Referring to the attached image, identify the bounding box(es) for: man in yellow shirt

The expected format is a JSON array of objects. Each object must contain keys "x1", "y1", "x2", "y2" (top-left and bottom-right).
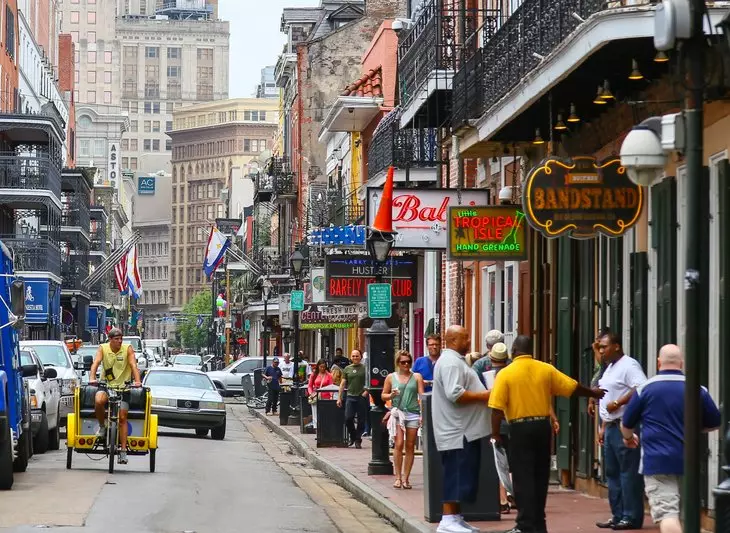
[{"x1": 488, "y1": 335, "x2": 604, "y2": 533}]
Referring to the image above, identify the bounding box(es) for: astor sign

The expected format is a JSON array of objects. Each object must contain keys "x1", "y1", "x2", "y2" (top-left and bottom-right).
[{"x1": 366, "y1": 188, "x2": 491, "y2": 250}]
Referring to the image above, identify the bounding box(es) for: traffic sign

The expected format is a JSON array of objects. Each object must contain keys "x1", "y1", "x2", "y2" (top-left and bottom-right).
[
  {"x1": 290, "y1": 290, "x2": 305, "y2": 311},
  {"x1": 367, "y1": 283, "x2": 392, "y2": 319},
  {"x1": 196, "y1": 315, "x2": 204, "y2": 327}
]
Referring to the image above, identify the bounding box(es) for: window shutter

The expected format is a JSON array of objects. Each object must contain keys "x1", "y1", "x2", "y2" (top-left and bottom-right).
[{"x1": 555, "y1": 236, "x2": 573, "y2": 471}]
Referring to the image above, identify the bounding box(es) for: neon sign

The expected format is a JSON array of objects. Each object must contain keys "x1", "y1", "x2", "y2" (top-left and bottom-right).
[{"x1": 447, "y1": 206, "x2": 527, "y2": 261}]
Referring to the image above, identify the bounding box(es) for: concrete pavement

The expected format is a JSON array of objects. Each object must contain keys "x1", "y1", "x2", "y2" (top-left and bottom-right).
[{"x1": 0, "y1": 404, "x2": 368, "y2": 533}]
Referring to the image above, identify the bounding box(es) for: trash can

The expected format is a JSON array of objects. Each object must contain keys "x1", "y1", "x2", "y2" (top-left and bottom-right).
[
  {"x1": 253, "y1": 368, "x2": 265, "y2": 397},
  {"x1": 421, "y1": 393, "x2": 501, "y2": 523},
  {"x1": 299, "y1": 389, "x2": 313, "y2": 434},
  {"x1": 315, "y1": 385, "x2": 347, "y2": 447},
  {"x1": 279, "y1": 387, "x2": 293, "y2": 426},
  {"x1": 288, "y1": 385, "x2": 302, "y2": 426}
]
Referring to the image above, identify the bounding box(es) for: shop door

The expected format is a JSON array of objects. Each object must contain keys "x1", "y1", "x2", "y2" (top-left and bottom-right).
[
  {"x1": 576, "y1": 240, "x2": 596, "y2": 479},
  {"x1": 555, "y1": 236, "x2": 573, "y2": 473},
  {"x1": 651, "y1": 177, "x2": 677, "y2": 347}
]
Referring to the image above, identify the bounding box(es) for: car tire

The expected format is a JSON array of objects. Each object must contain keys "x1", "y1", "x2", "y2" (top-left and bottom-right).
[
  {"x1": 195, "y1": 428, "x2": 208, "y2": 437},
  {"x1": 211, "y1": 419, "x2": 226, "y2": 441},
  {"x1": 0, "y1": 419, "x2": 14, "y2": 490},
  {"x1": 33, "y1": 412, "x2": 49, "y2": 454},
  {"x1": 48, "y1": 412, "x2": 60, "y2": 451},
  {"x1": 12, "y1": 430, "x2": 29, "y2": 473}
]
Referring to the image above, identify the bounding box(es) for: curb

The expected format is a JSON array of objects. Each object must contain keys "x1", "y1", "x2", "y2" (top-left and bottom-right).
[{"x1": 248, "y1": 407, "x2": 432, "y2": 533}]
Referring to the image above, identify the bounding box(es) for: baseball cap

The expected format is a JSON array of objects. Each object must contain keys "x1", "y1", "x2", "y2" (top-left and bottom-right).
[
  {"x1": 490, "y1": 342, "x2": 508, "y2": 361},
  {"x1": 272, "y1": 357, "x2": 279, "y2": 363}
]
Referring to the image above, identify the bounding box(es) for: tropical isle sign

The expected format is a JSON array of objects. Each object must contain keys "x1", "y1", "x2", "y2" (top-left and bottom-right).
[
  {"x1": 447, "y1": 206, "x2": 527, "y2": 261},
  {"x1": 523, "y1": 156, "x2": 643, "y2": 239}
]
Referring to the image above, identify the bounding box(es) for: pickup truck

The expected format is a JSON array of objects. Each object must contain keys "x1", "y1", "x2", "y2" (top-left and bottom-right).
[{"x1": 0, "y1": 242, "x2": 35, "y2": 489}]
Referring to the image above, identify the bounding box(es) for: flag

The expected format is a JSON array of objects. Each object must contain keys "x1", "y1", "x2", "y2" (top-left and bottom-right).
[
  {"x1": 126, "y1": 245, "x2": 143, "y2": 299},
  {"x1": 114, "y1": 256, "x2": 128, "y2": 294},
  {"x1": 203, "y1": 225, "x2": 230, "y2": 277}
]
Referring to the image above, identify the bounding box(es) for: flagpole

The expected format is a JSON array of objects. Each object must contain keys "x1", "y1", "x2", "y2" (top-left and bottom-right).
[{"x1": 225, "y1": 260, "x2": 231, "y2": 366}]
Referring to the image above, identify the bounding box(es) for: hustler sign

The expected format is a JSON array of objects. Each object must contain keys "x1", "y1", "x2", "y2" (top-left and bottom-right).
[
  {"x1": 523, "y1": 156, "x2": 643, "y2": 239},
  {"x1": 325, "y1": 254, "x2": 418, "y2": 302}
]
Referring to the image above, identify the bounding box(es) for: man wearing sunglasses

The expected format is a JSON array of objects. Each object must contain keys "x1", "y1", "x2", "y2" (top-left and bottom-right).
[{"x1": 89, "y1": 328, "x2": 142, "y2": 465}]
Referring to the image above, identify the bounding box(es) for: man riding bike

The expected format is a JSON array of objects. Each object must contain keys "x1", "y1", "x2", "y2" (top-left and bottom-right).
[{"x1": 89, "y1": 327, "x2": 142, "y2": 465}]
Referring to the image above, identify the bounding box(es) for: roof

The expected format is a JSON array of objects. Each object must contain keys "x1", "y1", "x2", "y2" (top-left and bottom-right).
[{"x1": 341, "y1": 66, "x2": 383, "y2": 98}]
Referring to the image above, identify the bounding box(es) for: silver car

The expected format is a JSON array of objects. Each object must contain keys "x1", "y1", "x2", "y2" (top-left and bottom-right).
[
  {"x1": 143, "y1": 367, "x2": 226, "y2": 440},
  {"x1": 171, "y1": 354, "x2": 204, "y2": 371}
]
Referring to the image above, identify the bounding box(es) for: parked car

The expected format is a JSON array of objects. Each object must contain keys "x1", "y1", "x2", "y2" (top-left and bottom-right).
[
  {"x1": 206, "y1": 357, "x2": 266, "y2": 396},
  {"x1": 19, "y1": 348, "x2": 61, "y2": 453},
  {"x1": 171, "y1": 354, "x2": 204, "y2": 371},
  {"x1": 20, "y1": 340, "x2": 79, "y2": 427},
  {"x1": 143, "y1": 367, "x2": 226, "y2": 439}
]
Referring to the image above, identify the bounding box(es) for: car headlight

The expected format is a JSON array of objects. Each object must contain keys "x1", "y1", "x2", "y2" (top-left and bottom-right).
[
  {"x1": 200, "y1": 401, "x2": 225, "y2": 410},
  {"x1": 30, "y1": 395, "x2": 38, "y2": 408},
  {"x1": 152, "y1": 397, "x2": 174, "y2": 407},
  {"x1": 61, "y1": 378, "x2": 78, "y2": 395}
]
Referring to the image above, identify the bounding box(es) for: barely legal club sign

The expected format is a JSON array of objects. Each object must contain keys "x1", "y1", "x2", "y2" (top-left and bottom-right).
[
  {"x1": 325, "y1": 254, "x2": 418, "y2": 302},
  {"x1": 447, "y1": 206, "x2": 527, "y2": 261},
  {"x1": 523, "y1": 156, "x2": 643, "y2": 239}
]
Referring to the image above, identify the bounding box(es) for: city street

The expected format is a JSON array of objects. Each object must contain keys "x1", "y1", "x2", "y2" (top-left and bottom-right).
[{"x1": 0, "y1": 404, "x2": 395, "y2": 533}]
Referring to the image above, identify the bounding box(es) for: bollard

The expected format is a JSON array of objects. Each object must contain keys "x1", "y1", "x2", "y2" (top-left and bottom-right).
[{"x1": 713, "y1": 425, "x2": 730, "y2": 530}]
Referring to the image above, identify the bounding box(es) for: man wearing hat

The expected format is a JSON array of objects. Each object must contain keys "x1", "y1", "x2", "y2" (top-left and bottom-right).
[{"x1": 263, "y1": 357, "x2": 283, "y2": 415}]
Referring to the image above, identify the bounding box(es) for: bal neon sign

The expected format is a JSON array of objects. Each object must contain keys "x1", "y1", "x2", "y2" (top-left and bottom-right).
[{"x1": 447, "y1": 206, "x2": 528, "y2": 261}]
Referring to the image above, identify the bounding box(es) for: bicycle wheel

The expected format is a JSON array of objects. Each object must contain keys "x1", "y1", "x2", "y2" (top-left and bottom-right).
[{"x1": 108, "y1": 422, "x2": 117, "y2": 474}]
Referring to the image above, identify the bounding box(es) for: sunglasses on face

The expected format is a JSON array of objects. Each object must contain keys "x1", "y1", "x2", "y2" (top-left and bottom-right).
[{"x1": 398, "y1": 360, "x2": 411, "y2": 365}]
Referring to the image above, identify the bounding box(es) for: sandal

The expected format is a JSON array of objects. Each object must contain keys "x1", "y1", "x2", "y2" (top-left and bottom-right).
[
  {"x1": 393, "y1": 478, "x2": 402, "y2": 489},
  {"x1": 402, "y1": 480, "x2": 412, "y2": 489},
  {"x1": 500, "y1": 503, "x2": 511, "y2": 514}
]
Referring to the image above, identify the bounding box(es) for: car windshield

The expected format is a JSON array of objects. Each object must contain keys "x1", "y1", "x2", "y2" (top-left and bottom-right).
[
  {"x1": 145, "y1": 371, "x2": 214, "y2": 390},
  {"x1": 28, "y1": 345, "x2": 71, "y2": 368},
  {"x1": 20, "y1": 350, "x2": 33, "y2": 367},
  {"x1": 123, "y1": 337, "x2": 143, "y2": 351},
  {"x1": 77, "y1": 346, "x2": 98, "y2": 356},
  {"x1": 174, "y1": 355, "x2": 201, "y2": 365}
]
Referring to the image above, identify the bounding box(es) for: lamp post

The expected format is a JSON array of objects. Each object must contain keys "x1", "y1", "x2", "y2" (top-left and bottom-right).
[
  {"x1": 288, "y1": 250, "x2": 305, "y2": 425},
  {"x1": 262, "y1": 278, "x2": 273, "y2": 368},
  {"x1": 366, "y1": 227, "x2": 396, "y2": 476},
  {"x1": 70, "y1": 295, "x2": 78, "y2": 338}
]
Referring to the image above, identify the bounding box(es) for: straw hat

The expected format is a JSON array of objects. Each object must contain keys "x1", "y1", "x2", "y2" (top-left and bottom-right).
[{"x1": 489, "y1": 342, "x2": 508, "y2": 361}]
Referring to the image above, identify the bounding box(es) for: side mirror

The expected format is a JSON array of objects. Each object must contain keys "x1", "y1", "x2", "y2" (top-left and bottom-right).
[
  {"x1": 10, "y1": 279, "x2": 25, "y2": 330},
  {"x1": 21, "y1": 363, "x2": 38, "y2": 378},
  {"x1": 230, "y1": 368, "x2": 237, "y2": 374},
  {"x1": 83, "y1": 355, "x2": 93, "y2": 370},
  {"x1": 44, "y1": 367, "x2": 57, "y2": 379}
]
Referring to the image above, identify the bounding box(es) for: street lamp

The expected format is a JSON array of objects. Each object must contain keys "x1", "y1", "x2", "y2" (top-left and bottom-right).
[
  {"x1": 290, "y1": 250, "x2": 304, "y2": 383},
  {"x1": 365, "y1": 227, "x2": 396, "y2": 475},
  {"x1": 70, "y1": 296, "x2": 78, "y2": 338},
  {"x1": 261, "y1": 278, "x2": 273, "y2": 368}
]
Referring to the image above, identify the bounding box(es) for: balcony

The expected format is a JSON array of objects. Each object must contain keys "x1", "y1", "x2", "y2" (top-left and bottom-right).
[
  {"x1": 327, "y1": 188, "x2": 364, "y2": 227},
  {"x1": 254, "y1": 172, "x2": 274, "y2": 203},
  {"x1": 0, "y1": 152, "x2": 62, "y2": 206},
  {"x1": 266, "y1": 156, "x2": 297, "y2": 202},
  {"x1": 2, "y1": 235, "x2": 61, "y2": 275},
  {"x1": 368, "y1": 108, "x2": 440, "y2": 184},
  {"x1": 274, "y1": 48, "x2": 297, "y2": 88},
  {"x1": 61, "y1": 255, "x2": 90, "y2": 292}
]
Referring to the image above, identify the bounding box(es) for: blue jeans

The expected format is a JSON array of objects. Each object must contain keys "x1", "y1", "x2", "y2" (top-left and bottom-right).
[{"x1": 604, "y1": 422, "x2": 645, "y2": 526}]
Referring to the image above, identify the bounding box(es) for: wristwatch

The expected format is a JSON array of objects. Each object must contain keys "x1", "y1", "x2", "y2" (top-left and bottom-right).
[{"x1": 612, "y1": 400, "x2": 620, "y2": 408}]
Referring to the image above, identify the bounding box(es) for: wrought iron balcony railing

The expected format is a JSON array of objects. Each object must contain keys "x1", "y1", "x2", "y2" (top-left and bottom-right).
[
  {"x1": 2, "y1": 235, "x2": 61, "y2": 274},
  {"x1": 368, "y1": 110, "x2": 439, "y2": 179},
  {"x1": 61, "y1": 257, "x2": 90, "y2": 291},
  {"x1": 327, "y1": 188, "x2": 365, "y2": 227},
  {"x1": 0, "y1": 153, "x2": 62, "y2": 199},
  {"x1": 254, "y1": 172, "x2": 274, "y2": 203}
]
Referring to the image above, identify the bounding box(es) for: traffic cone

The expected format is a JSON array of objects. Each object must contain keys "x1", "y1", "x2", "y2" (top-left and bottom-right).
[{"x1": 372, "y1": 166, "x2": 395, "y2": 233}]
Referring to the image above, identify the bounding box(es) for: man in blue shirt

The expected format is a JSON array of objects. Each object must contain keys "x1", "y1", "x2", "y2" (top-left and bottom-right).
[
  {"x1": 263, "y1": 357, "x2": 283, "y2": 415},
  {"x1": 413, "y1": 334, "x2": 441, "y2": 392},
  {"x1": 621, "y1": 344, "x2": 721, "y2": 533}
]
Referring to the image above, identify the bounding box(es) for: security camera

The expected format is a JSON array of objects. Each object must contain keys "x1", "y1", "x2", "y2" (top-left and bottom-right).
[
  {"x1": 619, "y1": 116, "x2": 666, "y2": 187},
  {"x1": 392, "y1": 18, "x2": 413, "y2": 33},
  {"x1": 498, "y1": 186, "x2": 514, "y2": 205}
]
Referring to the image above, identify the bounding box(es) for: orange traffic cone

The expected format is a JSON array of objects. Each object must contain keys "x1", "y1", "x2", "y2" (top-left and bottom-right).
[{"x1": 372, "y1": 166, "x2": 395, "y2": 233}]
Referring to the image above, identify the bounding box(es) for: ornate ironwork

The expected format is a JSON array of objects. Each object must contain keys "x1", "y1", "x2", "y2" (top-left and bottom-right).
[
  {"x1": 368, "y1": 108, "x2": 439, "y2": 179},
  {"x1": 254, "y1": 172, "x2": 274, "y2": 203},
  {"x1": 0, "y1": 152, "x2": 62, "y2": 199},
  {"x1": 61, "y1": 192, "x2": 90, "y2": 233},
  {"x1": 327, "y1": 187, "x2": 364, "y2": 227},
  {"x1": 61, "y1": 252, "x2": 90, "y2": 291},
  {"x1": 265, "y1": 155, "x2": 297, "y2": 199},
  {"x1": 2, "y1": 235, "x2": 61, "y2": 274}
]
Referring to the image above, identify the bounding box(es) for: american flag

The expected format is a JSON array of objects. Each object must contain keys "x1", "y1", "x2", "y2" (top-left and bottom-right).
[{"x1": 114, "y1": 256, "x2": 128, "y2": 294}]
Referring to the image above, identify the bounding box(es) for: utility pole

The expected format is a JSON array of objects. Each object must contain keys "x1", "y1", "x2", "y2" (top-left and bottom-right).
[
  {"x1": 225, "y1": 262, "x2": 231, "y2": 366},
  {"x1": 682, "y1": 0, "x2": 706, "y2": 531}
]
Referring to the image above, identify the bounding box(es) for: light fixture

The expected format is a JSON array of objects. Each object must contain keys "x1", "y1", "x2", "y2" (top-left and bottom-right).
[
  {"x1": 554, "y1": 114, "x2": 567, "y2": 131},
  {"x1": 366, "y1": 228, "x2": 395, "y2": 263},
  {"x1": 654, "y1": 51, "x2": 669, "y2": 63},
  {"x1": 262, "y1": 279, "x2": 273, "y2": 300},
  {"x1": 70, "y1": 296, "x2": 77, "y2": 309},
  {"x1": 600, "y1": 80, "x2": 615, "y2": 101},
  {"x1": 567, "y1": 103, "x2": 580, "y2": 123},
  {"x1": 289, "y1": 250, "x2": 305, "y2": 278},
  {"x1": 593, "y1": 85, "x2": 607, "y2": 105},
  {"x1": 628, "y1": 59, "x2": 644, "y2": 80},
  {"x1": 532, "y1": 128, "x2": 545, "y2": 145}
]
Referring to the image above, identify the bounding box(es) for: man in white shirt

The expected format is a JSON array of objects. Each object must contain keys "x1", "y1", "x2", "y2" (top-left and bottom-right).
[
  {"x1": 596, "y1": 332, "x2": 647, "y2": 531},
  {"x1": 432, "y1": 325, "x2": 491, "y2": 533},
  {"x1": 279, "y1": 353, "x2": 294, "y2": 379}
]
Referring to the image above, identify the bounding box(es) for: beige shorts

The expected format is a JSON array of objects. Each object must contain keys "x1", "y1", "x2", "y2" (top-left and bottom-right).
[{"x1": 644, "y1": 474, "x2": 681, "y2": 523}]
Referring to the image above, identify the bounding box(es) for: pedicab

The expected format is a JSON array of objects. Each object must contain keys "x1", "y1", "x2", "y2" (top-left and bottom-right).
[{"x1": 66, "y1": 381, "x2": 159, "y2": 473}]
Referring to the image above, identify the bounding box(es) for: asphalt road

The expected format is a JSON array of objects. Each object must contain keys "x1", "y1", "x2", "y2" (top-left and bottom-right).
[{"x1": 0, "y1": 405, "x2": 343, "y2": 533}]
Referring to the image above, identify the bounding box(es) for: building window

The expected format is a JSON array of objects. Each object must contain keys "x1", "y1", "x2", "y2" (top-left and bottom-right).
[
  {"x1": 152, "y1": 121, "x2": 160, "y2": 132},
  {"x1": 167, "y1": 47, "x2": 181, "y2": 59},
  {"x1": 153, "y1": 140, "x2": 160, "y2": 151},
  {"x1": 166, "y1": 102, "x2": 174, "y2": 113},
  {"x1": 131, "y1": 157, "x2": 138, "y2": 170},
  {"x1": 165, "y1": 120, "x2": 173, "y2": 131},
  {"x1": 130, "y1": 139, "x2": 138, "y2": 150},
  {"x1": 87, "y1": 12, "x2": 96, "y2": 24},
  {"x1": 144, "y1": 121, "x2": 151, "y2": 133},
  {"x1": 122, "y1": 157, "x2": 129, "y2": 168},
  {"x1": 130, "y1": 101, "x2": 138, "y2": 113},
  {"x1": 104, "y1": 91, "x2": 111, "y2": 104},
  {"x1": 87, "y1": 51, "x2": 96, "y2": 63},
  {"x1": 87, "y1": 71, "x2": 96, "y2": 83},
  {"x1": 86, "y1": 90, "x2": 96, "y2": 103},
  {"x1": 121, "y1": 139, "x2": 129, "y2": 150},
  {"x1": 145, "y1": 47, "x2": 159, "y2": 58},
  {"x1": 144, "y1": 139, "x2": 151, "y2": 151},
  {"x1": 70, "y1": 11, "x2": 80, "y2": 23},
  {"x1": 167, "y1": 66, "x2": 180, "y2": 77},
  {"x1": 94, "y1": 139, "x2": 105, "y2": 156},
  {"x1": 130, "y1": 120, "x2": 138, "y2": 132},
  {"x1": 74, "y1": 70, "x2": 79, "y2": 83},
  {"x1": 104, "y1": 51, "x2": 112, "y2": 64},
  {"x1": 153, "y1": 102, "x2": 160, "y2": 114},
  {"x1": 79, "y1": 139, "x2": 90, "y2": 156},
  {"x1": 71, "y1": 31, "x2": 79, "y2": 42},
  {"x1": 166, "y1": 139, "x2": 172, "y2": 151},
  {"x1": 104, "y1": 71, "x2": 112, "y2": 84},
  {"x1": 88, "y1": 31, "x2": 96, "y2": 43},
  {"x1": 144, "y1": 102, "x2": 151, "y2": 113}
]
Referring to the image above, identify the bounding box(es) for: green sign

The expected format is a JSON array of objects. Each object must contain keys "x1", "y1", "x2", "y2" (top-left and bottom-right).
[
  {"x1": 290, "y1": 290, "x2": 305, "y2": 311},
  {"x1": 244, "y1": 319, "x2": 250, "y2": 331},
  {"x1": 367, "y1": 283, "x2": 392, "y2": 319}
]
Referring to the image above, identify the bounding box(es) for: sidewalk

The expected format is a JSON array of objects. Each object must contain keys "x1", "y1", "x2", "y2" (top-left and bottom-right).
[{"x1": 247, "y1": 408, "x2": 659, "y2": 533}]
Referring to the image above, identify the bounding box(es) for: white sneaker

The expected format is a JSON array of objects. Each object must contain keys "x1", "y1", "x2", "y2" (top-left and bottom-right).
[
  {"x1": 458, "y1": 519, "x2": 480, "y2": 533},
  {"x1": 436, "y1": 520, "x2": 473, "y2": 533}
]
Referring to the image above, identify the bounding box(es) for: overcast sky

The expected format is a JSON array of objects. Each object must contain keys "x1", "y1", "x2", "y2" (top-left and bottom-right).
[{"x1": 219, "y1": 0, "x2": 316, "y2": 98}]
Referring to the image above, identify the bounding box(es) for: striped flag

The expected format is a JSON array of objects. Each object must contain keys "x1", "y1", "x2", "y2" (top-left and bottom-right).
[
  {"x1": 114, "y1": 256, "x2": 128, "y2": 294},
  {"x1": 126, "y1": 245, "x2": 143, "y2": 299}
]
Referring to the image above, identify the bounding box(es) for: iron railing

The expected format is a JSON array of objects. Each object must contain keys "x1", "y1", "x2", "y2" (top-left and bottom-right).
[
  {"x1": 254, "y1": 172, "x2": 274, "y2": 203},
  {"x1": 0, "y1": 153, "x2": 62, "y2": 199},
  {"x1": 266, "y1": 156, "x2": 297, "y2": 198},
  {"x1": 2, "y1": 235, "x2": 61, "y2": 274},
  {"x1": 61, "y1": 193, "x2": 91, "y2": 231},
  {"x1": 61, "y1": 256, "x2": 90, "y2": 291},
  {"x1": 368, "y1": 122, "x2": 439, "y2": 179},
  {"x1": 327, "y1": 188, "x2": 365, "y2": 227}
]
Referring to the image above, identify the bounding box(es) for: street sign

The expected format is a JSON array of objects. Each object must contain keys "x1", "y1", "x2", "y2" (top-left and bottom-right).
[
  {"x1": 367, "y1": 283, "x2": 392, "y2": 319},
  {"x1": 290, "y1": 290, "x2": 305, "y2": 311},
  {"x1": 196, "y1": 315, "x2": 204, "y2": 327},
  {"x1": 244, "y1": 318, "x2": 250, "y2": 331}
]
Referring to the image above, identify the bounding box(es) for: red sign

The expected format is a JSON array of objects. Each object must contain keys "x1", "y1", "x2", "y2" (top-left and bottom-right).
[
  {"x1": 328, "y1": 277, "x2": 414, "y2": 300},
  {"x1": 325, "y1": 255, "x2": 418, "y2": 302}
]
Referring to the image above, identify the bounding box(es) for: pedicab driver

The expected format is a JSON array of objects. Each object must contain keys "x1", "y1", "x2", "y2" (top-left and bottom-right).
[{"x1": 89, "y1": 328, "x2": 142, "y2": 465}]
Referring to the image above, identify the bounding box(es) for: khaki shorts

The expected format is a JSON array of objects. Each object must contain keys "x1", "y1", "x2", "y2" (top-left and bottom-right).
[{"x1": 645, "y1": 474, "x2": 681, "y2": 523}]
